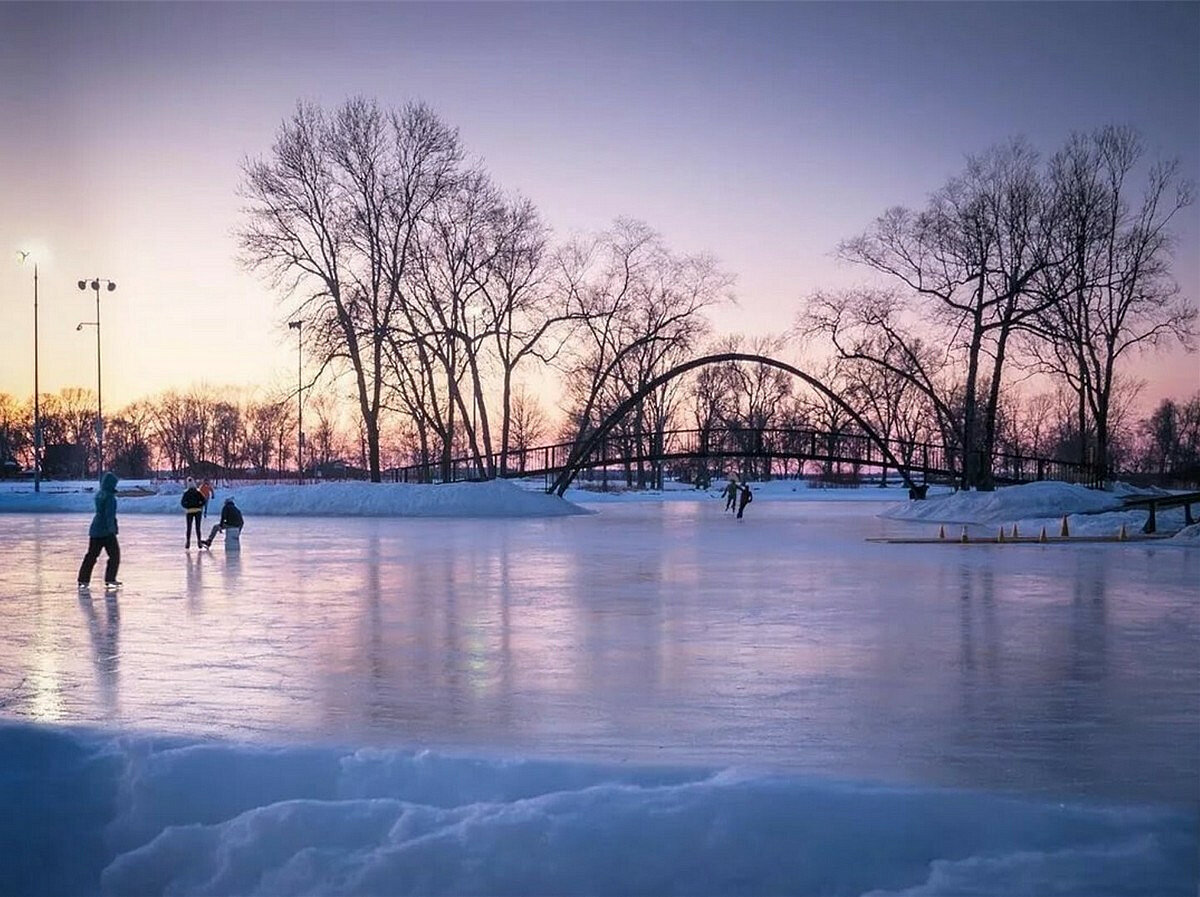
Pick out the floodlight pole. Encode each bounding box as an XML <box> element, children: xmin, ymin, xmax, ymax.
<box><xmin>17</xmin><ymin>252</ymin><xmax>41</xmax><ymax>490</ymax></box>
<box><xmin>34</xmin><ymin>263</ymin><xmax>40</xmax><ymax>491</ymax></box>
<box><xmin>288</xmin><ymin>320</ymin><xmax>303</xmax><ymax>483</ymax></box>
<box><xmin>78</xmin><ymin>278</ymin><xmax>116</xmax><ymax>474</ymax></box>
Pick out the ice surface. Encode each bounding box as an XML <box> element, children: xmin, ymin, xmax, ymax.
<box><xmin>0</xmin><ymin>493</ymin><xmax>1197</xmax><ymax>895</ymax></box>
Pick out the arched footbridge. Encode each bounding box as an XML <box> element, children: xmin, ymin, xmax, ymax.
<box><xmin>390</xmin><ymin>353</ymin><xmax>1098</xmax><ymax>493</ymax></box>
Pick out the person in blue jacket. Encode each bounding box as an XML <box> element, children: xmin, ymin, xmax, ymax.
<box><xmin>78</xmin><ymin>471</ymin><xmax>121</xmax><ymax>589</ymax></box>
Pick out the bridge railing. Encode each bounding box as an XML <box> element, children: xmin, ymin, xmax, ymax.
<box><xmin>387</xmin><ymin>426</ymin><xmax>1100</xmax><ymax>489</ymax></box>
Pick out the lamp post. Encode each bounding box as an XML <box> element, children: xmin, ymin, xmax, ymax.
<box><xmin>77</xmin><ymin>278</ymin><xmax>116</xmax><ymax>475</ymax></box>
<box><xmin>17</xmin><ymin>252</ymin><xmax>41</xmax><ymax>491</ymax></box>
<box><xmin>288</xmin><ymin>319</ymin><xmax>303</xmax><ymax>483</ymax></box>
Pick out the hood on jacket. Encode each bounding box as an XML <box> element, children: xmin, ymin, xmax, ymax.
<box><xmin>99</xmin><ymin>471</ymin><xmax>118</xmax><ymax>493</ymax></box>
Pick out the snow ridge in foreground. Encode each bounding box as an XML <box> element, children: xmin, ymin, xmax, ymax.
<box><xmin>1</xmin><ymin>723</ymin><xmax>1193</xmax><ymax>897</ymax></box>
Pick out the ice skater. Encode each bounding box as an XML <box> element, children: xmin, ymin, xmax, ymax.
<box><xmin>181</xmin><ymin>478</ymin><xmax>206</xmax><ymax>548</ymax></box>
<box><xmin>722</xmin><ymin>476</ymin><xmax>740</xmax><ymax>512</ymax></box>
<box><xmin>202</xmin><ymin>497</ymin><xmax>244</xmax><ymax>549</ymax></box>
<box><xmin>736</xmin><ymin>482</ymin><xmax>753</xmax><ymax>519</ymax></box>
<box><xmin>199</xmin><ymin>478</ymin><xmax>214</xmax><ymax>517</ymax></box>
<box><xmin>77</xmin><ymin>471</ymin><xmax>121</xmax><ymax>590</ymax></box>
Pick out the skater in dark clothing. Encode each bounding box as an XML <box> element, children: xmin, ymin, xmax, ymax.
<box><xmin>736</xmin><ymin>482</ymin><xmax>753</xmax><ymax>519</ymax></box>
<box><xmin>181</xmin><ymin>478</ymin><xmax>205</xmax><ymax>548</ymax></box>
<box><xmin>722</xmin><ymin>477</ymin><xmax>739</xmax><ymax>512</ymax></box>
<box><xmin>78</xmin><ymin>471</ymin><xmax>121</xmax><ymax>588</ymax></box>
<box><xmin>202</xmin><ymin>497</ymin><xmax>244</xmax><ymax>549</ymax></box>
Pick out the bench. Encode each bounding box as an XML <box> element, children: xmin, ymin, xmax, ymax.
<box><xmin>1122</xmin><ymin>490</ymin><xmax>1200</xmax><ymax>534</ymax></box>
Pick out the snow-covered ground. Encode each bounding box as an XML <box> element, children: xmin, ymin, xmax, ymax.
<box><xmin>0</xmin><ymin>478</ymin><xmax>585</xmax><ymax>518</ymax></box>
<box><xmin>0</xmin><ymin>480</ymin><xmax>1197</xmax><ymax>895</ymax></box>
<box><xmin>882</xmin><ymin>480</ymin><xmax>1196</xmax><ymax>540</ymax></box>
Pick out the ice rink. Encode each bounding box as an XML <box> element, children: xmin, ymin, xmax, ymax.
<box><xmin>2</xmin><ymin>500</ymin><xmax>1196</xmax><ymax>806</ymax></box>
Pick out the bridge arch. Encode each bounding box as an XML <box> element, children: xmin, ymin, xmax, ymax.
<box><xmin>548</xmin><ymin>352</ymin><xmax>917</xmax><ymax>495</ymax></box>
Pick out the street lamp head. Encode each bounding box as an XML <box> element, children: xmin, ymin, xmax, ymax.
<box><xmin>90</xmin><ymin>279</ymin><xmax>100</xmax><ymax>291</ymax></box>
<box><xmin>78</xmin><ymin>280</ymin><xmax>87</xmax><ymax>290</ymax></box>
<box><xmin>76</xmin><ymin>323</ymin><xmax>84</xmax><ymax>331</ymax></box>
<box><xmin>288</xmin><ymin>320</ymin><xmax>303</xmax><ymax>330</ymax></box>
<box><xmin>17</xmin><ymin>250</ymin><xmax>30</xmax><ymax>265</ymax></box>
<box><xmin>107</xmin><ymin>281</ymin><xmax>116</xmax><ymax>291</ymax></box>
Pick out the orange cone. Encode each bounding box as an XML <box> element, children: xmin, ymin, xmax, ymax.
<box><xmin>998</xmin><ymin>527</ymin><xmax>1006</xmax><ymax>542</ymax></box>
<box><xmin>938</xmin><ymin>525</ymin><xmax>946</xmax><ymax>540</ymax></box>
<box><xmin>1012</xmin><ymin>524</ymin><xmax>1019</xmax><ymax>539</ymax></box>
<box><xmin>960</xmin><ymin>526</ymin><xmax>969</xmax><ymax>543</ymax></box>
<box><xmin>1039</xmin><ymin>526</ymin><xmax>1047</xmax><ymax>543</ymax></box>
<box><xmin>1118</xmin><ymin>523</ymin><xmax>1127</xmax><ymax>541</ymax></box>
<box><xmin>1060</xmin><ymin>515</ymin><xmax>1070</xmax><ymax>538</ymax></box>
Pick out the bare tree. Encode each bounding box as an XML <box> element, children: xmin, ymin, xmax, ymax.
<box><xmin>507</xmin><ymin>385</ymin><xmax>547</xmax><ymax>471</ymax></box>
<box><xmin>835</xmin><ymin>139</ymin><xmax>1058</xmax><ymax>488</ymax></box>
<box><xmin>558</xmin><ymin>219</ymin><xmax>728</xmax><ymax>477</ymax></box>
<box><xmin>240</xmin><ymin>97</ymin><xmax>463</xmax><ymax>481</ymax></box>
<box><xmin>1027</xmin><ymin>126</ymin><xmax>1196</xmax><ymax>479</ymax></box>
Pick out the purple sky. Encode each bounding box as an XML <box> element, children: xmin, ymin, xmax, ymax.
<box><xmin>2</xmin><ymin>1</ymin><xmax>1197</xmax><ymax>411</ymax></box>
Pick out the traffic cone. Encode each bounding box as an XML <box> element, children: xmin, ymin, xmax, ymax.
<box><xmin>1118</xmin><ymin>523</ymin><xmax>1127</xmax><ymax>541</ymax></box>
<box><xmin>997</xmin><ymin>527</ymin><xmax>1006</xmax><ymax>542</ymax></box>
<box><xmin>938</xmin><ymin>525</ymin><xmax>946</xmax><ymax>540</ymax></box>
<box><xmin>1039</xmin><ymin>526</ymin><xmax>1047</xmax><ymax>543</ymax></box>
<box><xmin>1060</xmin><ymin>515</ymin><xmax>1070</xmax><ymax>538</ymax></box>
<box><xmin>1012</xmin><ymin>524</ymin><xmax>1019</xmax><ymax>539</ymax></box>
<box><xmin>960</xmin><ymin>526</ymin><xmax>969</xmax><ymax>543</ymax></box>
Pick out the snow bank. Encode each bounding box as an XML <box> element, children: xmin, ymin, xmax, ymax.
<box><xmin>0</xmin><ymin>479</ymin><xmax>587</xmax><ymax>519</ymax></box>
<box><xmin>1174</xmin><ymin>523</ymin><xmax>1200</xmax><ymax>542</ymax></box>
<box><xmin>883</xmin><ymin>481</ymin><xmax>1123</xmax><ymax>524</ymax></box>
<box><xmin>1</xmin><ymin>722</ymin><xmax>1192</xmax><ymax>897</ymax></box>
<box><xmin>883</xmin><ymin>481</ymin><xmax>1199</xmax><ymax>540</ymax></box>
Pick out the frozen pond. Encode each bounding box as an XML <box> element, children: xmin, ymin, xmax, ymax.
<box><xmin>1</xmin><ymin>501</ymin><xmax>1196</xmax><ymax>807</ymax></box>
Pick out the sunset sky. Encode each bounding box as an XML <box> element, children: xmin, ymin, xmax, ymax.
<box><xmin>2</xmin><ymin>1</ymin><xmax>1197</xmax><ymax>414</ymax></box>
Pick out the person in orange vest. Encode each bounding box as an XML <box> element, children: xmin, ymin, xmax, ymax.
<box><xmin>198</xmin><ymin>478</ymin><xmax>214</xmax><ymax>517</ymax></box>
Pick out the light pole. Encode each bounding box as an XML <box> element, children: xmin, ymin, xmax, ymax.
<box><xmin>77</xmin><ymin>278</ymin><xmax>116</xmax><ymax>475</ymax></box>
<box><xmin>17</xmin><ymin>252</ymin><xmax>41</xmax><ymax>491</ymax></box>
<box><xmin>288</xmin><ymin>320</ymin><xmax>303</xmax><ymax>483</ymax></box>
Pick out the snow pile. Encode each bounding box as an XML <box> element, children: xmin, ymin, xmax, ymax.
<box><xmin>883</xmin><ymin>481</ymin><xmax>1200</xmax><ymax>539</ymax></box>
<box><xmin>0</xmin><ymin>479</ymin><xmax>587</xmax><ymax>519</ymax></box>
<box><xmin>1174</xmin><ymin>523</ymin><xmax>1200</xmax><ymax>542</ymax></box>
<box><xmin>1</xmin><ymin>722</ymin><xmax>1193</xmax><ymax>897</ymax></box>
<box><xmin>884</xmin><ymin>481</ymin><xmax>1123</xmax><ymax>524</ymax></box>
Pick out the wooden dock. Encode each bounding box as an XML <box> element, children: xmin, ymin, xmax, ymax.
<box><xmin>867</xmin><ymin>535</ymin><xmax>1173</xmax><ymax>544</ymax></box>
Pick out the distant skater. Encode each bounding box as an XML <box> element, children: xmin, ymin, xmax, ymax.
<box><xmin>199</xmin><ymin>478</ymin><xmax>214</xmax><ymax>517</ymax></box>
<box><xmin>722</xmin><ymin>477</ymin><xmax>739</xmax><ymax>512</ymax></box>
<box><xmin>202</xmin><ymin>497</ymin><xmax>244</xmax><ymax>549</ymax></box>
<box><xmin>181</xmin><ymin>478</ymin><xmax>206</xmax><ymax>549</ymax></box>
<box><xmin>736</xmin><ymin>482</ymin><xmax>753</xmax><ymax>519</ymax></box>
<box><xmin>78</xmin><ymin>471</ymin><xmax>121</xmax><ymax>589</ymax></box>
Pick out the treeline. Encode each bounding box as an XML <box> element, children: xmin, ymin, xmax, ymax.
<box><xmin>1</xmin><ymin>381</ymin><xmax>1196</xmax><ymax>485</ymax></box>
<box><xmin>0</xmin><ymin>387</ymin><xmax>298</xmax><ymax>479</ymax></box>
<box><xmin>3</xmin><ymin>102</ymin><xmax>1195</xmax><ymax>490</ymax></box>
